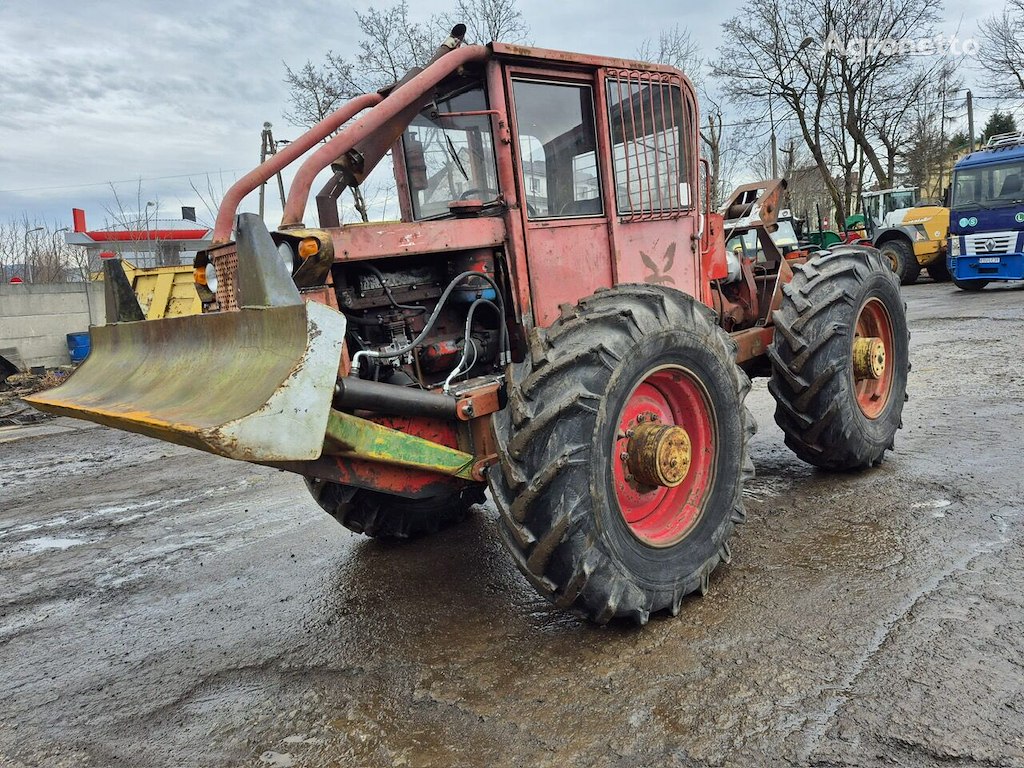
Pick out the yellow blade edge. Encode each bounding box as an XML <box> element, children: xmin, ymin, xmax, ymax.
<box><xmin>25</xmin><ymin>302</ymin><xmax>345</xmax><ymax>462</ymax></box>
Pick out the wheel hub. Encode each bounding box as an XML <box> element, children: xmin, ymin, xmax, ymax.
<box><xmin>852</xmin><ymin>297</ymin><xmax>897</xmax><ymax>419</ymax></box>
<box><xmin>612</xmin><ymin>367</ymin><xmax>715</xmax><ymax>547</ymax></box>
<box><xmin>625</xmin><ymin>419</ymin><xmax>692</xmax><ymax>488</ymax></box>
<box><xmin>852</xmin><ymin>336</ymin><xmax>886</xmax><ymax>380</ymax></box>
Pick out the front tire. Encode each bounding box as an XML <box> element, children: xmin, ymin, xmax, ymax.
<box><xmin>489</xmin><ymin>286</ymin><xmax>755</xmax><ymax>625</ymax></box>
<box><xmin>769</xmin><ymin>246</ymin><xmax>909</xmax><ymax>469</ymax></box>
<box><xmin>305</xmin><ymin>480</ymin><xmax>484</xmax><ymax>539</ymax></box>
<box><xmin>953</xmin><ymin>277</ymin><xmax>988</xmax><ymax>291</ymax></box>
<box><xmin>878</xmin><ymin>238</ymin><xmax>920</xmax><ymax>285</ymax></box>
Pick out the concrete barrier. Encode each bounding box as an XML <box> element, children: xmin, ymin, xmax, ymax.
<box><xmin>0</xmin><ymin>283</ymin><xmax>105</xmax><ymax>370</ymax></box>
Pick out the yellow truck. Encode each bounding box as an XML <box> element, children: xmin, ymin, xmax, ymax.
<box><xmin>863</xmin><ymin>187</ymin><xmax>950</xmax><ymax>285</ymax></box>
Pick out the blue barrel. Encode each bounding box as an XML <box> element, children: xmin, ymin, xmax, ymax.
<box><xmin>66</xmin><ymin>332</ymin><xmax>91</xmax><ymax>363</ymax></box>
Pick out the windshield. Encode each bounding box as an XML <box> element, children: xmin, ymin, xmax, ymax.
<box><xmin>887</xmin><ymin>189</ymin><xmax>916</xmax><ymax>211</ymax></box>
<box><xmin>863</xmin><ymin>189</ymin><xmax>917</xmax><ymax>228</ymax></box>
<box><xmin>403</xmin><ymin>85</ymin><xmax>498</xmax><ymax>220</ymax></box>
<box><xmin>952</xmin><ymin>159</ymin><xmax>1024</xmax><ymax>210</ymax></box>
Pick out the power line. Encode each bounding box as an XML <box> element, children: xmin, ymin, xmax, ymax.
<box><xmin>715</xmin><ymin>94</ymin><xmax>1021</xmax><ymax>131</ymax></box>
<box><xmin>0</xmin><ymin>168</ymin><xmax>251</xmax><ymax>195</ymax></box>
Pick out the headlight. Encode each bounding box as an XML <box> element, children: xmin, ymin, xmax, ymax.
<box><xmin>278</xmin><ymin>242</ymin><xmax>296</xmax><ymax>274</ymax></box>
<box><xmin>205</xmin><ymin>262</ymin><xmax>218</xmax><ymax>293</ymax></box>
<box><xmin>949</xmin><ymin>237</ymin><xmax>960</xmax><ymax>256</ymax></box>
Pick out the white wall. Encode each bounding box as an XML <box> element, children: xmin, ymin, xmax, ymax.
<box><xmin>0</xmin><ymin>283</ymin><xmax>105</xmax><ymax>369</ymax></box>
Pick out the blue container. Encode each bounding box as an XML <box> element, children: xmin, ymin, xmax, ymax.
<box><xmin>66</xmin><ymin>332</ymin><xmax>91</xmax><ymax>364</ymax></box>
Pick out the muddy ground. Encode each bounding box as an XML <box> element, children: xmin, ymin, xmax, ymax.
<box><xmin>1</xmin><ymin>281</ymin><xmax>1023</xmax><ymax>768</ymax></box>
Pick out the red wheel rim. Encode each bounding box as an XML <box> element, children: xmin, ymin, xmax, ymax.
<box><xmin>612</xmin><ymin>365</ymin><xmax>716</xmax><ymax>547</ymax></box>
<box><xmin>853</xmin><ymin>297</ymin><xmax>895</xmax><ymax>419</ymax></box>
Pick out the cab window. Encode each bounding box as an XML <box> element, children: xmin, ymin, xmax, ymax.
<box><xmin>512</xmin><ymin>80</ymin><xmax>603</xmax><ymax>219</ymax></box>
<box><xmin>606</xmin><ymin>76</ymin><xmax>691</xmax><ymax>218</ymax></box>
<box><xmin>403</xmin><ymin>85</ymin><xmax>498</xmax><ymax>220</ymax></box>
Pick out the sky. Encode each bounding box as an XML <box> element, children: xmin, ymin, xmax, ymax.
<box><xmin>0</xmin><ymin>0</ymin><xmax>1009</xmax><ymax>232</ymax></box>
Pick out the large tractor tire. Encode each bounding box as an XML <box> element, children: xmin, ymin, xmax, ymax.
<box><xmin>926</xmin><ymin>260</ymin><xmax>950</xmax><ymax>282</ymax></box>
<box><xmin>878</xmin><ymin>238</ymin><xmax>920</xmax><ymax>285</ymax></box>
<box><xmin>768</xmin><ymin>245</ymin><xmax>909</xmax><ymax>470</ymax></box>
<box><xmin>305</xmin><ymin>480</ymin><xmax>484</xmax><ymax>539</ymax></box>
<box><xmin>489</xmin><ymin>285</ymin><xmax>755</xmax><ymax>625</ymax></box>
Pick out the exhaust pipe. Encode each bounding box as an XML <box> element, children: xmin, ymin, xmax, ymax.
<box><xmin>334</xmin><ymin>377</ymin><xmax>458</xmax><ymax>420</ymax></box>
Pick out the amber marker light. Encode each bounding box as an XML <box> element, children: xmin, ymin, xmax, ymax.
<box><xmin>298</xmin><ymin>237</ymin><xmax>320</xmax><ymax>259</ymax></box>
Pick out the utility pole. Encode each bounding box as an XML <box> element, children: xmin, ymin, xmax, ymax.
<box><xmin>966</xmin><ymin>90</ymin><xmax>975</xmax><ymax>151</ymax></box>
<box><xmin>259</xmin><ymin>123</ymin><xmax>288</xmax><ymax>218</ymax></box>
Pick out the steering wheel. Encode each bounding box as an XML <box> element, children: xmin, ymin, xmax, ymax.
<box><xmin>458</xmin><ymin>188</ymin><xmax>497</xmax><ymax>201</ymax></box>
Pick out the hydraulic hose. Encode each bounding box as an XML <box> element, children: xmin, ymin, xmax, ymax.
<box><xmin>349</xmin><ymin>270</ymin><xmax>506</xmax><ymax>375</ymax></box>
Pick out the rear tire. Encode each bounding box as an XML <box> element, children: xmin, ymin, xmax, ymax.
<box><xmin>489</xmin><ymin>285</ymin><xmax>755</xmax><ymax>625</ymax></box>
<box><xmin>305</xmin><ymin>480</ymin><xmax>484</xmax><ymax>539</ymax></box>
<box><xmin>953</xmin><ymin>277</ymin><xmax>988</xmax><ymax>291</ymax></box>
<box><xmin>769</xmin><ymin>245</ymin><xmax>909</xmax><ymax>469</ymax></box>
<box><xmin>878</xmin><ymin>238</ymin><xmax>920</xmax><ymax>285</ymax></box>
<box><xmin>926</xmin><ymin>260</ymin><xmax>950</xmax><ymax>282</ymax></box>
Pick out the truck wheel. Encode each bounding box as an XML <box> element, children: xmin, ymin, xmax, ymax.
<box><xmin>926</xmin><ymin>260</ymin><xmax>950</xmax><ymax>282</ymax></box>
<box><xmin>878</xmin><ymin>239</ymin><xmax>920</xmax><ymax>285</ymax></box>
<box><xmin>305</xmin><ymin>480</ymin><xmax>485</xmax><ymax>539</ymax></box>
<box><xmin>489</xmin><ymin>285</ymin><xmax>755</xmax><ymax>625</ymax></box>
<box><xmin>769</xmin><ymin>246</ymin><xmax>909</xmax><ymax>469</ymax></box>
<box><xmin>952</xmin><ymin>277</ymin><xmax>988</xmax><ymax>291</ymax></box>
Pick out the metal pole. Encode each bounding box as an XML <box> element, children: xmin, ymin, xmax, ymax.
<box><xmin>267</xmin><ymin>126</ymin><xmax>288</xmax><ymax>209</ymax></box>
<box><xmin>967</xmin><ymin>90</ymin><xmax>975</xmax><ymax>151</ymax></box>
<box><xmin>259</xmin><ymin>123</ymin><xmax>270</xmax><ymax>218</ymax></box>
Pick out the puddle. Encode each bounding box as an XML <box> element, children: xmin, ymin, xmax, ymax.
<box><xmin>259</xmin><ymin>752</ymin><xmax>294</xmax><ymax>767</ymax></box>
<box><xmin>911</xmin><ymin>499</ymin><xmax>954</xmax><ymax>519</ymax></box>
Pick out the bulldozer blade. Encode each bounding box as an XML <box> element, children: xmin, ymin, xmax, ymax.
<box><xmin>26</xmin><ymin>303</ymin><xmax>345</xmax><ymax>462</ymax></box>
<box><xmin>26</xmin><ymin>212</ymin><xmax>346</xmax><ymax>462</ymax></box>
<box><xmin>26</xmin><ymin>302</ymin><xmax>345</xmax><ymax>461</ymax></box>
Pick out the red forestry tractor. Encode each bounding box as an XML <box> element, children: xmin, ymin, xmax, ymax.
<box><xmin>29</xmin><ymin>27</ymin><xmax>909</xmax><ymax>625</ymax></box>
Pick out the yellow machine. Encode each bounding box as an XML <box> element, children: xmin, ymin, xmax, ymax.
<box><xmin>116</xmin><ymin>262</ymin><xmax>201</xmax><ymax>319</ymax></box>
<box><xmin>863</xmin><ymin>187</ymin><xmax>950</xmax><ymax>284</ymax></box>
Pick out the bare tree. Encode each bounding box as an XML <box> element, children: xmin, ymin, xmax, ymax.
<box><xmin>637</xmin><ymin>25</ymin><xmax>701</xmax><ymax>77</ymax></box>
<box><xmin>713</xmin><ymin>0</ymin><xmax>945</xmax><ymax>222</ymax></box>
<box><xmin>0</xmin><ymin>219</ymin><xmax>19</xmax><ymax>283</ymax></box>
<box><xmin>283</xmin><ymin>55</ymin><xmax>359</xmax><ymax>130</ymax></box>
<box><xmin>635</xmin><ymin>26</ymin><xmax>736</xmax><ymax>204</ymax></box>
<box><xmin>977</xmin><ymin>0</ymin><xmax>1024</xmax><ymax>96</ymax></box>
<box><xmin>354</xmin><ymin>1</ymin><xmax>437</xmax><ymax>90</ymax></box>
<box><xmin>283</xmin><ymin>0</ymin><xmax>530</xmax><ymax>131</ymax></box>
<box><xmin>0</xmin><ymin>217</ymin><xmax>81</xmax><ymax>284</ymax></box>
<box><xmin>713</xmin><ymin>0</ymin><xmax>846</xmax><ymax>219</ymax></box>
<box><xmin>439</xmin><ymin>0</ymin><xmax>529</xmax><ymax>45</ymax></box>
<box><xmin>103</xmin><ymin>182</ymin><xmax>163</xmax><ymax>268</ymax></box>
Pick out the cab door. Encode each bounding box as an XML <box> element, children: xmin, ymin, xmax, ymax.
<box><xmin>506</xmin><ymin>73</ymin><xmax>613</xmax><ymax>327</ymax></box>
